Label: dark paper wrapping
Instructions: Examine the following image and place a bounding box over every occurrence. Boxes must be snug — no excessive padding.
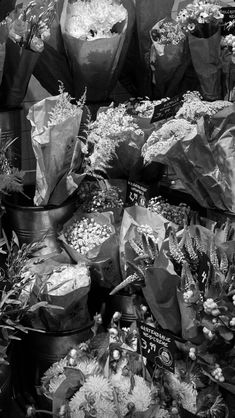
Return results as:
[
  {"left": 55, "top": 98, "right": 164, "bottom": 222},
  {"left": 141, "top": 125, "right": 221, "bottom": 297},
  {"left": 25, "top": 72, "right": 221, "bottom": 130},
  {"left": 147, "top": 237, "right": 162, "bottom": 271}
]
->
[
  {"left": 27, "top": 95, "right": 83, "bottom": 207},
  {"left": 143, "top": 118, "right": 230, "bottom": 211},
  {"left": 206, "top": 105, "right": 235, "bottom": 213},
  {"left": 119, "top": 206, "right": 168, "bottom": 279},
  {"left": 188, "top": 31, "right": 222, "bottom": 100},
  {"left": 142, "top": 256, "right": 182, "bottom": 335},
  {"left": 3, "top": 40, "right": 39, "bottom": 107},
  {"left": 60, "top": 0, "right": 128, "bottom": 102},
  {"left": 59, "top": 211, "right": 121, "bottom": 289},
  {"left": 150, "top": 19, "right": 189, "bottom": 97}
]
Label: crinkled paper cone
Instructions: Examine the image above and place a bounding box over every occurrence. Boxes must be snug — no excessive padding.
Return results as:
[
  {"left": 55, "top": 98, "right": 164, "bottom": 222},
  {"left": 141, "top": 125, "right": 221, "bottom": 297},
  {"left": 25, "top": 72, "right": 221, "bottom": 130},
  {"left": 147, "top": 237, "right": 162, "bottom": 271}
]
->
[
  {"left": 150, "top": 19, "right": 188, "bottom": 97},
  {"left": 59, "top": 211, "right": 121, "bottom": 288},
  {"left": 119, "top": 206, "right": 168, "bottom": 279},
  {"left": 3, "top": 41, "right": 39, "bottom": 107},
  {"left": 60, "top": 0, "right": 128, "bottom": 102},
  {"left": 206, "top": 105, "right": 235, "bottom": 213},
  {"left": 28, "top": 95, "right": 83, "bottom": 206},
  {"left": 188, "top": 30, "right": 222, "bottom": 100}
]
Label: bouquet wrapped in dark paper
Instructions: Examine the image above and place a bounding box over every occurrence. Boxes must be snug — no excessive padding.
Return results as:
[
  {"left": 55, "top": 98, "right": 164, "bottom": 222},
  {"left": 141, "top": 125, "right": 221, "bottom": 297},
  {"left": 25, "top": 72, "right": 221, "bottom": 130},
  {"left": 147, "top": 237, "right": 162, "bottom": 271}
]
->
[
  {"left": 142, "top": 105, "right": 235, "bottom": 212},
  {"left": 177, "top": 0, "right": 224, "bottom": 100},
  {"left": 23, "top": 255, "right": 91, "bottom": 332},
  {"left": 60, "top": 0, "right": 128, "bottom": 102},
  {"left": 0, "top": 0, "right": 58, "bottom": 107},
  {"left": 27, "top": 86, "right": 85, "bottom": 207},
  {"left": 60, "top": 210, "right": 121, "bottom": 288},
  {"left": 150, "top": 18, "right": 189, "bottom": 97}
]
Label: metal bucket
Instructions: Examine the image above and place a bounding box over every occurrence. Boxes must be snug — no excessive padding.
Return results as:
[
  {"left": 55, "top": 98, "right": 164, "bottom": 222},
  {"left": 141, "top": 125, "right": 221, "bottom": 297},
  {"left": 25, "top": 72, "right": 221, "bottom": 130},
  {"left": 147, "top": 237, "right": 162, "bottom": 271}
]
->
[
  {"left": 3, "top": 185, "right": 77, "bottom": 255},
  {"left": 12, "top": 324, "right": 93, "bottom": 408},
  {"left": 104, "top": 294, "right": 144, "bottom": 327},
  {"left": 0, "top": 363, "right": 11, "bottom": 418},
  {"left": 0, "top": 108, "right": 21, "bottom": 169}
]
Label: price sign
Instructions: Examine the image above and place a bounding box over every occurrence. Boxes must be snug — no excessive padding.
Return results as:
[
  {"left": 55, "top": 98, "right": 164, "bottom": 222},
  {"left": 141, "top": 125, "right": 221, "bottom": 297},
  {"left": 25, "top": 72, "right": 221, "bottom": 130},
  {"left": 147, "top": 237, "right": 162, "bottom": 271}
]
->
[
  {"left": 151, "top": 94, "right": 183, "bottom": 123},
  {"left": 137, "top": 321, "right": 176, "bottom": 372},
  {"left": 221, "top": 7, "right": 235, "bottom": 35},
  {"left": 126, "top": 181, "right": 150, "bottom": 207}
]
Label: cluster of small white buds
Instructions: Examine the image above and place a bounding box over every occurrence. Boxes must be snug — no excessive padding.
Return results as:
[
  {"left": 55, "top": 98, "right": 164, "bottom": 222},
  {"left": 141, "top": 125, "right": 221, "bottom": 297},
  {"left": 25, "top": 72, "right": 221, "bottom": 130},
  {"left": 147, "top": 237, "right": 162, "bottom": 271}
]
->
[
  {"left": 183, "top": 289, "right": 194, "bottom": 303},
  {"left": 223, "top": 34, "right": 235, "bottom": 56},
  {"left": 189, "top": 346, "right": 196, "bottom": 361},
  {"left": 203, "top": 326, "right": 214, "bottom": 340},
  {"left": 112, "top": 311, "right": 122, "bottom": 322},
  {"left": 230, "top": 317, "right": 235, "bottom": 327},
  {"left": 64, "top": 217, "right": 113, "bottom": 255},
  {"left": 203, "top": 298, "right": 220, "bottom": 316},
  {"left": 211, "top": 364, "right": 225, "bottom": 382},
  {"left": 232, "top": 295, "right": 235, "bottom": 306}
]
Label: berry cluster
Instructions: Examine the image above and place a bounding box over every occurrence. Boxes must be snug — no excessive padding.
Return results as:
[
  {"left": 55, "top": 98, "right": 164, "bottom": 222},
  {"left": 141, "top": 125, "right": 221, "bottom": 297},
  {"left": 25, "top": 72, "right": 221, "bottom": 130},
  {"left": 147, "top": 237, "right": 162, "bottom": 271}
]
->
[
  {"left": 203, "top": 298, "right": 220, "bottom": 316},
  {"left": 211, "top": 364, "right": 225, "bottom": 383}
]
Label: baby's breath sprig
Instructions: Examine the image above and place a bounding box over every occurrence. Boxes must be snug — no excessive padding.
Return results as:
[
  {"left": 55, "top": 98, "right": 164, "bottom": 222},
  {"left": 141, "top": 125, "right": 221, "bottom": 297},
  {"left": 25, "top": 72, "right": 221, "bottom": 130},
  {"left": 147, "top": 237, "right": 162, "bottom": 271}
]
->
[{"left": 48, "top": 82, "right": 86, "bottom": 126}]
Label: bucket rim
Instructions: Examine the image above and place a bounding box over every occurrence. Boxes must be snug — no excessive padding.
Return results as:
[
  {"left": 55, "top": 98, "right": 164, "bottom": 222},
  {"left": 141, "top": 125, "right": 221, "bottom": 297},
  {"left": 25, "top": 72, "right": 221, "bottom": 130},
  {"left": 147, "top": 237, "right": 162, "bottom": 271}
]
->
[
  {"left": 3, "top": 192, "right": 78, "bottom": 211},
  {"left": 27, "top": 321, "right": 94, "bottom": 337}
]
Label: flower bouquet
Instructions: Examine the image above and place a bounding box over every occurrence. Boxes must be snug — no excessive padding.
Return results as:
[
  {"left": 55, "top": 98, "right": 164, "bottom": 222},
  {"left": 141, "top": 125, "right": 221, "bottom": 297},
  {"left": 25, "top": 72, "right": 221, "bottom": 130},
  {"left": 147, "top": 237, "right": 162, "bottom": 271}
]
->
[
  {"left": 60, "top": 0, "right": 128, "bottom": 102},
  {"left": 176, "top": 0, "right": 224, "bottom": 100},
  {"left": 22, "top": 258, "right": 91, "bottom": 332},
  {"left": 60, "top": 210, "right": 121, "bottom": 289},
  {"left": 39, "top": 319, "right": 170, "bottom": 417},
  {"left": 0, "top": 0, "right": 58, "bottom": 108},
  {"left": 84, "top": 103, "right": 145, "bottom": 180},
  {"left": 27, "top": 84, "right": 86, "bottom": 207},
  {"left": 150, "top": 18, "right": 188, "bottom": 98},
  {"left": 141, "top": 104, "right": 235, "bottom": 212}
]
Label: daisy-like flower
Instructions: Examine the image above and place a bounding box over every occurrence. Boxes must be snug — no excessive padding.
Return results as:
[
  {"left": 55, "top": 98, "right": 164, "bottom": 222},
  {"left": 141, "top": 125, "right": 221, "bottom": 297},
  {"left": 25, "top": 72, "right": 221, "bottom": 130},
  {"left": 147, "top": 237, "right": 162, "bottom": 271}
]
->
[
  {"left": 166, "top": 372, "right": 197, "bottom": 414},
  {"left": 111, "top": 374, "right": 152, "bottom": 415},
  {"left": 75, "top": 359, "right": 101, "bottom": 376},
  {"left": 69, "top": 375, "right": 117, "bottom": 418},
  {"left": 49, "top": 373, "right": 66, "bottom": 394}
]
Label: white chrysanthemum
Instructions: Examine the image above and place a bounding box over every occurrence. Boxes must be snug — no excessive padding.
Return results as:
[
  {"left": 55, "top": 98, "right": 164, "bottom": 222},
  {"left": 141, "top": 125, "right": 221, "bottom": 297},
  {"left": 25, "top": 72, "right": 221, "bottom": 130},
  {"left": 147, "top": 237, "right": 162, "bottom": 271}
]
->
[
  {"left": 65, "top": 0, "right": 127, "bottom": 40},
  {"left": 167, "top": 372, "right": 197, "bottom": 414},
  {"left": 111, "top": 374, "right": 151, "bottom": 414},
  {"left": 75, "top": 359, "right": 100, "bottom": 376},
  {"left": 69, "top": 375, "right": 117, "bottom": 418},
  {"left": 49, "top": 373, "right": 66, "bottom": 394},
  {"left": 43, "top": 358, "right": 67, "bottom": 379},
  {"left": 129, "top": 375, "right": 152, "bottom": 412}
]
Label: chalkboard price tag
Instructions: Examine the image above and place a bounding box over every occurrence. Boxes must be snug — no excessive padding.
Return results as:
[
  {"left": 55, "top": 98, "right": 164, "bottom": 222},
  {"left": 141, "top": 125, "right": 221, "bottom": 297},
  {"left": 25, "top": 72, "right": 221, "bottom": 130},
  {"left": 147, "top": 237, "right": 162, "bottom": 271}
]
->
[
  {"left": 137, "top": 321, "right": 176, "bottom": 372},
  {"left": 221, "top": 7, "right": 235, "bottom": 35},
  {"left": 126, "top": 181, "right": 150, "bottom": 207},
  {"left": 151, "top": 95, "right": 183, "bottom": 123}
]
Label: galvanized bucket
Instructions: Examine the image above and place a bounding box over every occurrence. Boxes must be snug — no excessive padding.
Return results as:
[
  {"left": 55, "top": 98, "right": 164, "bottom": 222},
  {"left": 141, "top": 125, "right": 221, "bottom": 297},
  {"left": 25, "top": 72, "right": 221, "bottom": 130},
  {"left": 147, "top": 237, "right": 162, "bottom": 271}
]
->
[
  {"left": 0, "top": 362, "right": 11, "bottom": 418},
  {"left": 3, "top": 186, "right": 77, "bottom": 255},
  {"left": 0, "top": 108, "right": 21, "bottom": 168}
]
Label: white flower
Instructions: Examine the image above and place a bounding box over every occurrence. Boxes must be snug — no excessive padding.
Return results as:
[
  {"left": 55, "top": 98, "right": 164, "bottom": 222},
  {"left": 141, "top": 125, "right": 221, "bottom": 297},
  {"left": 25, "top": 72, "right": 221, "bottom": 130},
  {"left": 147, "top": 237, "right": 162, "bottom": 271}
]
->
[
  {"left": 65, "top": 0, "right": 127, "bottom": 40},
  {"left": 46, "top": 263, "right": 90, "bottom": 296},
  {"left": 49, "top": 373, "right": 66, "bottom": 394},
  {"left": 111, "top": 374, "right": 151, "bottom": 415},
  {"left": 69, "top": 375, "right": 117, "bottom": 418}
]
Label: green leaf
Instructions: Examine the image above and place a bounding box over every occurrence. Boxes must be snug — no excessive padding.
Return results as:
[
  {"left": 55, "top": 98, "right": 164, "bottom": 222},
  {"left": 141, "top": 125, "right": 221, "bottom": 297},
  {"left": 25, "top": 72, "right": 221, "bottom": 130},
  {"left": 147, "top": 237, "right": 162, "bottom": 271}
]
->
[{"left": 218, "top": 325, "right": 234, "bottom": 341}]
